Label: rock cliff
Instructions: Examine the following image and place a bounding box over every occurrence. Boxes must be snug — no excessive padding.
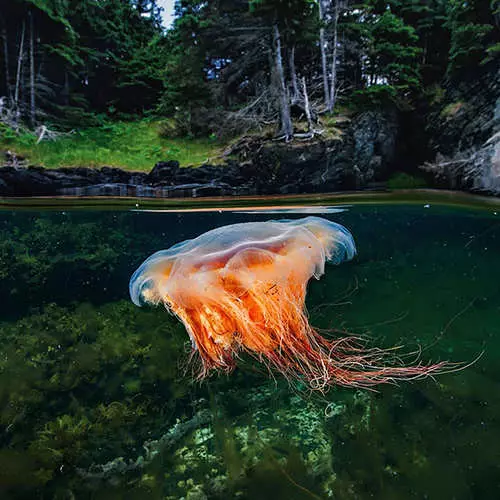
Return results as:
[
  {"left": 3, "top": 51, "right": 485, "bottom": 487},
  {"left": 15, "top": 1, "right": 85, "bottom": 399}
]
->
[{"left": 422, "top": 62, "right": 500, "bottom": 193}]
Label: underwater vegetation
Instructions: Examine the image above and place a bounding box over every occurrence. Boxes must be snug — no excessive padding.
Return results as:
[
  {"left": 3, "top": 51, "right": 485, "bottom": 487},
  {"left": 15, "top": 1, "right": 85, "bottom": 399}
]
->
[
  {"left": 0, "top": 206, "right": 499, "bottom": 499},
  {"left": 0, "top": 289, "right": 497, "bottom": 500},
  {"left": 0, "top": 212, "right": 156, "bottom": 318},
  {"left": 130, "top": 217, "right": 446, "bottom": 391},
  {"left": 0, "top": 297, "right": 349, "bottom": 499},
  {"left": 0, "top": 300, "right": 199, "bottom": 497}
]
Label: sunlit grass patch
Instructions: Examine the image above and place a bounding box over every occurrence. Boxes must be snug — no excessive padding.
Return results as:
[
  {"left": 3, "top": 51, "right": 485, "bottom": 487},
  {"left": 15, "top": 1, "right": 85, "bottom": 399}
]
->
[{"left": 0, "top": 121, "right": 224, "bottom": 171}]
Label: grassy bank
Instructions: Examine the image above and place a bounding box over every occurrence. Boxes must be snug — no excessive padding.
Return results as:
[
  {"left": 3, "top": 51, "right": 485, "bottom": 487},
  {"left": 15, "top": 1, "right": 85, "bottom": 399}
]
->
[{"left": 0, "top": 121, "right": 224, "bottom": 171}]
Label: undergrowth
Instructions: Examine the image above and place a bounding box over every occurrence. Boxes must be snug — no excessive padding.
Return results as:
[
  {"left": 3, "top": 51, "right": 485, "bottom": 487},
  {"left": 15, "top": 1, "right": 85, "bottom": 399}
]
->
[
  {"left": 387, "top": 172, "right": 428, "bottom": 189},
  {"left": 0, "top": 120, "right": 224, "bottom": 171}
]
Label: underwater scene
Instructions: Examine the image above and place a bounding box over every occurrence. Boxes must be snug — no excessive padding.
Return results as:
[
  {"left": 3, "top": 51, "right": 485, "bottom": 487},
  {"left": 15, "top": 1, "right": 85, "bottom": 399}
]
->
[{"left": 0, "top": 202, "right": 499, "bottom": 499}]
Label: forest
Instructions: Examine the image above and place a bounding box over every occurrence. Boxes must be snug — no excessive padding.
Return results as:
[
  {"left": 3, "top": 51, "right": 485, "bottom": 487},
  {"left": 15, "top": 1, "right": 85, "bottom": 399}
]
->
[{"left": 0, "top": 0, "right": 499, "bottom": 152}]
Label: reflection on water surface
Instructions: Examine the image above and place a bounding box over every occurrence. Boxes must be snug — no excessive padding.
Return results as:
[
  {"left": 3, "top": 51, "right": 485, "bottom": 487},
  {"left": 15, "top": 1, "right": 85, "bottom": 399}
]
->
[{"left": 0, "top": 201, "right": 499, "bottom": 499}]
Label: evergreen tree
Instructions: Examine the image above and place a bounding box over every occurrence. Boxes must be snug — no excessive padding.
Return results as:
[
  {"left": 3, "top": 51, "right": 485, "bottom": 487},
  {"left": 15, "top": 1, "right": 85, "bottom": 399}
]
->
[
  {"left": 1, "top": 0, "right": 498, "bottom": 134},
  {"left": 446, "top": 0, "right": 499, "bottom": 74},
  {"left": 364, "top": 2, "right": 422, "bottom": 90},
  {"left": 0, "top": 0, "right": 165, "bottom": 127}
]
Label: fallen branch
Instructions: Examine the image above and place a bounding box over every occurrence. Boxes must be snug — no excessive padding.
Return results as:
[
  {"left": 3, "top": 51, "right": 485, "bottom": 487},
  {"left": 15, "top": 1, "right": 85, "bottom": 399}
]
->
[
  {"left": 35, "top": 125, "right": 75, "bottom": 144},
  {"left": 77, "top": 410, "right": 211, "bottom": 482},
  {"left": 421, "top": 132, "right": 500, "bottom": 193}
]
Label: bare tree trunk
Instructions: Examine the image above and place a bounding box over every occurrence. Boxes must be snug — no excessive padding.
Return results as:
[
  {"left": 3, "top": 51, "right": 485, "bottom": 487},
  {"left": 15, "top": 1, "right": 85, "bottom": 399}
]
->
[
  {"left": 63, "top": 70, "right": 70, "bottom": 106},
  {"left": 422, "top": 37, "right": 427, "bottom": 66},
  {"left": 14, "top": 19, "right": 26, "bottom": 120},
  {"left": 327, "top": 0, "right": 339, "bottom": 113},
  {"left": 272, "top": 24, "right": 293, "bottom": 140},
  {"left": 1, "top": 16, "right": 11, "bottom": 104},
  {"left": 302, "top": 77, "right": 312, "bottom": 132},
  {"left": 289, "top": 45, "right": 299, "bottom": 104},
  {"left": 29, "top": 11, "right": 36, "bottom": 128},
  {"left": 318, "top": 0, "right": 330, "bottom": 110}
]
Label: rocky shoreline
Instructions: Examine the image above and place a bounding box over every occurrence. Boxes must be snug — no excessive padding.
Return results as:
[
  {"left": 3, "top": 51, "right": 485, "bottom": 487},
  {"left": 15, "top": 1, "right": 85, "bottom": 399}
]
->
[
  {"left": 0, "top": 110, "right": 399, "bottom": 198},
  {"left": 1, "top": 60, "right": 498, "bottom": 199}
]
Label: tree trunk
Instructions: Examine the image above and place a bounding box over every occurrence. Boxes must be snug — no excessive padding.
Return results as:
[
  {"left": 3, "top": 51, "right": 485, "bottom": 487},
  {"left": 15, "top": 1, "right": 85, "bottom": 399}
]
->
[
  {"left": 289, "top": 45, "right": 299, "bottom": 104},
  {"left": 302, "top": 77, "right": 312, "bottom": 132},
  {"left": 1, "top": 15, "right": 11, "bottom": 104},
  {"left": 63, "top": 70, "right": 70, "bottom": 106},
  {"left": 272, "top": 24, "right": 293, "bottom": 140},
  {"left": 319, "top": 0, "right": 330, "bottom": 110},
  {"left": 327, "top": 0, "right": 339, "bottom": 113},
  {"left": 14, "top": 19, "right": 26, "bottom": 119},
  {"left": 29, "top": 11, "right": 36, "bottom": 128}
]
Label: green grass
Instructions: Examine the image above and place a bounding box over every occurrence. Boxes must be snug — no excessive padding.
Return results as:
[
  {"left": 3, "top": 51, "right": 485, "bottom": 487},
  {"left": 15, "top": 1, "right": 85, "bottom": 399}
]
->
[
  {"left": 387, "top": 172, "right": 428, "bottom": 189},
  {"left": 0, "top": 121, "right": 224, "bottom": 171}
]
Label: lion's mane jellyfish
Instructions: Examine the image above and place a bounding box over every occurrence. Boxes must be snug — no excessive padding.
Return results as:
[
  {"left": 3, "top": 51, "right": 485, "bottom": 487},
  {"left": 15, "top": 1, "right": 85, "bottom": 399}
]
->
[{"left": 130, "top": 216, "right": 445, "bottom": 390}]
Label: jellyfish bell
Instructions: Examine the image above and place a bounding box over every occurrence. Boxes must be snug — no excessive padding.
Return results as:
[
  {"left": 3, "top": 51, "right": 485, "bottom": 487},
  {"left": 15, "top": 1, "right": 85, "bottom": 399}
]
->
[{"left": 130, "top": 216, "right": 446, "bottom": 390}]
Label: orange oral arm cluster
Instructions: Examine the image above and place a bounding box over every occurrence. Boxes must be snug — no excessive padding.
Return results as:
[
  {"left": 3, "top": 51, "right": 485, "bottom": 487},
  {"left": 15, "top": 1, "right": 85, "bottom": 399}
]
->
[{"left": 130, "top": 217, "right": 445, "bottom": 390}]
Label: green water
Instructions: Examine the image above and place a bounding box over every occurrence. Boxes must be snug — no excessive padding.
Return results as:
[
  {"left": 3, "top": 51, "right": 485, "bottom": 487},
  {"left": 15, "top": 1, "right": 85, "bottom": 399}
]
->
[{"left": 0, "top": 201, "right": 499, "bottom": 499}]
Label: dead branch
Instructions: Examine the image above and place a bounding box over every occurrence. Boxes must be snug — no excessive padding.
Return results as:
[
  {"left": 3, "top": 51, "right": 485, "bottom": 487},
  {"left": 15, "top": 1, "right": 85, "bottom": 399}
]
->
[
  {"left": 35, "top": 125, "right": 74, "bottom": 144},
  {"left": 421, "top": 132, "right": 500, "bottom": 193}
]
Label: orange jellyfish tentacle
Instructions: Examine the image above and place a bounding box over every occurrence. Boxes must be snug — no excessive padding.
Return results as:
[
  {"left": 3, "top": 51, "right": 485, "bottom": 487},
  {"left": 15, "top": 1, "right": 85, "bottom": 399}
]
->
[{"left": 130, "top": 216, "right": 447, "bottom": 391}]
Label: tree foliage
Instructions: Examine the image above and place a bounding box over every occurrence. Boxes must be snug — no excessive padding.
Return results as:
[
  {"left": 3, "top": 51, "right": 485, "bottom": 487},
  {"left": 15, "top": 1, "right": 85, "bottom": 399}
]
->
[
  {"left": 446, "top": 0, "right": 498, "bottom": 73},
  {"left": 0, "top": 0, "right": 498, "bottom": 134},
  {"left": 0, "top": 0, "right": 164, "bottom": 127}
]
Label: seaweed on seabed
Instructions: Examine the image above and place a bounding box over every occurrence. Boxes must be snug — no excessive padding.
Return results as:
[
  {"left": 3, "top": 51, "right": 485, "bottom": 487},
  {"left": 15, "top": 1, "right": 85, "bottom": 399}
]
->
[
  {"left": 209, "top": 389, "right": 244, "bottom": 485},
  {"left": 76, "top": 409, "right": 212, "bottom": 485},
  {"left": 202, "top": 386, "right": 329, "bottom": 500},
  {"left": 0, "top": 300, "right": 194, "bottom": 497},
  {"left": 227, "top": 433, "right": 324, "bottom": 500}
]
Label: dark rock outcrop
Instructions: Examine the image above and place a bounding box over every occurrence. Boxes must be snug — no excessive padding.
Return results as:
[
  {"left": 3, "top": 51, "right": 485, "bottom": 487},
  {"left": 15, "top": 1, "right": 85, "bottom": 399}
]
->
[
  {"left": 0, "top": 109, "right": 398, "bottom": 197},
  {"left": 423, "top": 62, "right": 500, "bottom": 192}
]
